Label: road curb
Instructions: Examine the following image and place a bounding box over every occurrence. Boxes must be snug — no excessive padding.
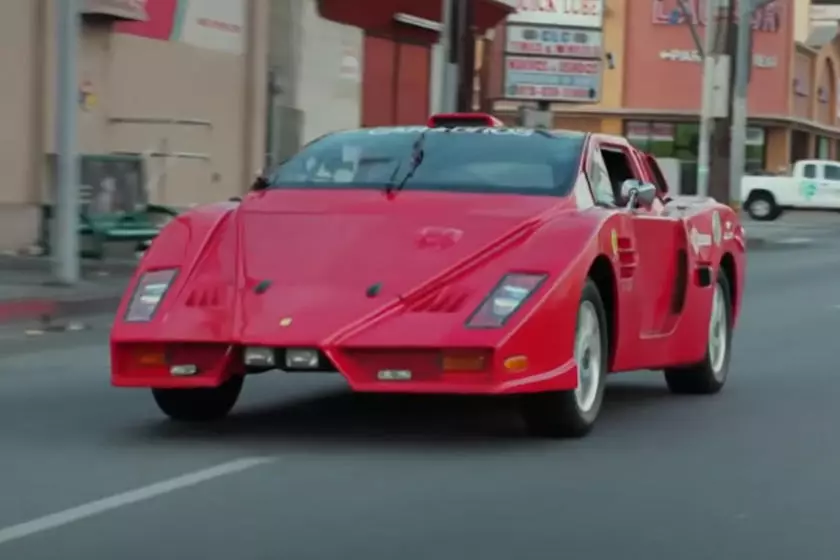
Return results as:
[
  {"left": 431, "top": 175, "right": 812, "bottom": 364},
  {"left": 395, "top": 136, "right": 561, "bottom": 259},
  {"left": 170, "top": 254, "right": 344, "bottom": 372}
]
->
[{"left": 0, "top": 295, "right": 122, "bottom": 326}]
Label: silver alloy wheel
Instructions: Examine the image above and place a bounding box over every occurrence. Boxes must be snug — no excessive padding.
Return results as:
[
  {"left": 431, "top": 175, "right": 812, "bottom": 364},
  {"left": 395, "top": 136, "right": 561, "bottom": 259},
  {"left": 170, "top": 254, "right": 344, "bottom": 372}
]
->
[
  {"left": 708, "top": 282, "right": 728, "bottom": 380},
  {"left": 750, "top": 199, "right": 771, "bottom": 217},
  {"left": 574, "top": 300, "right": 602, "bottom": 413}
]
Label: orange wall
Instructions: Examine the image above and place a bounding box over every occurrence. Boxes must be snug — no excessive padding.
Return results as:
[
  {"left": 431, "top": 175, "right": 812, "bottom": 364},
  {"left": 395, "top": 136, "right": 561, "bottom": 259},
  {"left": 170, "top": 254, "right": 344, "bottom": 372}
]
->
[{"left": 622, "top": 0, "right": 792, "bottom": 114}]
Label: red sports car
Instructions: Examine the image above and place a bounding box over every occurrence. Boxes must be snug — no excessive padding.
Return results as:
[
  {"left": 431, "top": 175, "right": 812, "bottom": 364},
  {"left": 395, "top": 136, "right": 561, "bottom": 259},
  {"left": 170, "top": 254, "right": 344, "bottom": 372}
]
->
[{"left": 111, "top": 112, "right": 746, "bottom": 438}]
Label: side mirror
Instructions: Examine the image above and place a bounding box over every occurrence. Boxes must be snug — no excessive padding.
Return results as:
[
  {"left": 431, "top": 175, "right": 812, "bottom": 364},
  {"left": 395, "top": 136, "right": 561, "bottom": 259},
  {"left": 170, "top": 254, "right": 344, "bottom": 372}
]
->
[
  {"left": 620, "top": 179, "right": 657, "bottom": 209},
  {"left": 250, "top": 173, "right": 269, "bottom": 192}
]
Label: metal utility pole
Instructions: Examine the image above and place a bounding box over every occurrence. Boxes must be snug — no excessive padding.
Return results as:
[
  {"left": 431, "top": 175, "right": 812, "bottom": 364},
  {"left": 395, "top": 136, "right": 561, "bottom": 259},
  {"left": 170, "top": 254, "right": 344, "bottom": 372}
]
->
[
  {"left": 729, "top": 0, "right": 774, "bottom": 210},
  {"left": 696, "top": 0, "right": 717, "bottom": 197},
  {"left": 438, "top": 0, "right": 459, "bottom": 113},
  {"left": 53, "top": 0, "right": 81, "bottom": 284},
  {"left": 456, "top": 0, "right": 476, "bottom": 111},
  {"left": 708, "top": 1, "right": 737, "bottom": 204}
]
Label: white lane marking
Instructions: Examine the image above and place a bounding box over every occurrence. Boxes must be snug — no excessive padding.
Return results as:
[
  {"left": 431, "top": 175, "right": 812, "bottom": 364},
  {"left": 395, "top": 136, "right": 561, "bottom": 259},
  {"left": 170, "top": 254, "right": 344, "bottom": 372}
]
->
[
  {"left": 776, "top": 237, "right": 813, "bottom": 244},
  {"left": 0, "top": 456, "right": 274, "bottom": 546}
]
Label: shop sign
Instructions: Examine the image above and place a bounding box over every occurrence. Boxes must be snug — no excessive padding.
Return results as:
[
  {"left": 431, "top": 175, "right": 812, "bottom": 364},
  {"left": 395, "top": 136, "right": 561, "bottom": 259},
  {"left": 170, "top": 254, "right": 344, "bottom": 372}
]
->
[
  {"left": 659, "top": 49, "right": 777, "bottom": 68},
  {"left": 506, "top": 26, "right": 602, "bottom": 58},
  {"left": 504, "top": 56, "right": 601, "bottom": 102},
  {"left": 82, "top": 0, "right": 148, "bottom": 21},
  {"left": 651, "top": 0, "right": 781, "bottom": 33},
  {"left": 507, "top": 0, "right": 603, "bottom": 29}
]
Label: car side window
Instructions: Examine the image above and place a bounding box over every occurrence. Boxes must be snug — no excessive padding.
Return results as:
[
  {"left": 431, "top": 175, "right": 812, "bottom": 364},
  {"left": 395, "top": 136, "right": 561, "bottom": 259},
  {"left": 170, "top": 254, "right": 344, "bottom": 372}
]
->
[
  {"left": 587, "top": 149, "right": 616, "bottom": 206},
  {"left": 824, "top": 164, "right": 840, "bottom": 180},
  {"left": 803, "top": 164, "right": 817, "bottom": 179}
]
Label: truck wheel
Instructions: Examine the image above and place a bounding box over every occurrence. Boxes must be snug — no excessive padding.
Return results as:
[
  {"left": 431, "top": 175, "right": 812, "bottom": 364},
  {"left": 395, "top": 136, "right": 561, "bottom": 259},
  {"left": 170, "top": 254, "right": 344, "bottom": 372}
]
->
[
  {"left": 745, "top": 191, "right": 781, "bottom": 221},
  {"left": 152, "top": 375, "right": 244, "bottom": 422},
  {"left": 520, "top": 279, "right": 608, "bottom": 438},
  {"left": 664, "top": 272, "right": 732, "bottom": 395}
]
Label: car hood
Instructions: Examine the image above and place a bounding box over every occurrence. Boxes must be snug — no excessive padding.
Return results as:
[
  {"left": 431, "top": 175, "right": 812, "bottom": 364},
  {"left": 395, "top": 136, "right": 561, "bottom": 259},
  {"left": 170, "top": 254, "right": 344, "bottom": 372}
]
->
[{"left": 232, "top": 189, "right": 564, "bottom": 343}]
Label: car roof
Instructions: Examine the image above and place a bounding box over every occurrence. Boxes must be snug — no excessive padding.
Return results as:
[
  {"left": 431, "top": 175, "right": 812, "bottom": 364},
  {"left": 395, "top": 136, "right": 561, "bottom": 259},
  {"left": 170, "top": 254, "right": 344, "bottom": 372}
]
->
[{"left": 345, "top": 126, "right": 588, "bottom": 140}]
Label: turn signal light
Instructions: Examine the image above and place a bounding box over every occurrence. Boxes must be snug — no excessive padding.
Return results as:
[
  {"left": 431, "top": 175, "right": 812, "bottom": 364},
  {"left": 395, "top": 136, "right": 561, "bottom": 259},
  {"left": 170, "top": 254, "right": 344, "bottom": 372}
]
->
[
  {"left": 442, "top": 351, "right": 488, "bottom": 372},
  {"left": 503, "top": 355, "right": 529, "bottom": 373},
  {"left": 135, "top": 349, "right": 166, "bottom": 367}
]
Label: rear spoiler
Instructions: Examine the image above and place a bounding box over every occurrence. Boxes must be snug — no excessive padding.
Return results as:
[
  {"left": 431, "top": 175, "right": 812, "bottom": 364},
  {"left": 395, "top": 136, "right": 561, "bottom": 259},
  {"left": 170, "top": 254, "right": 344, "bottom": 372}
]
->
[{"left": 427, "top": 112, "right": 504, "bottom": 128}]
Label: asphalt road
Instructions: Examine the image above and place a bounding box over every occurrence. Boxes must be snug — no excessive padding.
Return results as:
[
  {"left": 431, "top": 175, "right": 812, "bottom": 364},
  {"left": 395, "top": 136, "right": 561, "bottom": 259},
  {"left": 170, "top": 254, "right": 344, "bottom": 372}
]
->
[{"left": 2, "top": 236, "right": 840, "bottom": 559}]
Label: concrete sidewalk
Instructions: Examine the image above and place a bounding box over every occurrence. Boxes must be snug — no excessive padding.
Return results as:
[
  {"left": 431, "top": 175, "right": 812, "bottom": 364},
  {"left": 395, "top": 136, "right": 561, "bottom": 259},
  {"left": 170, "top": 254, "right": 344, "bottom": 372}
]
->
[{"left": 0, "top": 256, "right": 135, "bottom": 325}]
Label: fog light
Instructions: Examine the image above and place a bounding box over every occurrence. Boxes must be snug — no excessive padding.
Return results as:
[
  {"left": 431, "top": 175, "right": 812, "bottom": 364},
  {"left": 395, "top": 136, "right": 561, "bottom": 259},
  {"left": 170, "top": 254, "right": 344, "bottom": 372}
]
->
[
  {"left": 170, "top": 364, "right": 198, "bottom": 376},
  {"left": 244, "top": 347, "right": 275, "bottom": 367},
  {"left": 285, "top": 348, "right": 319, "bottom": 369}
]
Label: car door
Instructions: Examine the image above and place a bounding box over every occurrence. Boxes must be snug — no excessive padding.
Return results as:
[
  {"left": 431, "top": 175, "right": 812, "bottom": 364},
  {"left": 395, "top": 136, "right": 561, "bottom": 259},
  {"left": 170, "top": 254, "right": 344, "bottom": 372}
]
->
[
  {"left": 814, "top": 163, "right": 840, "bottom": 208},
  {"left": 597, "top": 142, "right": 683, "bottom": 340}
]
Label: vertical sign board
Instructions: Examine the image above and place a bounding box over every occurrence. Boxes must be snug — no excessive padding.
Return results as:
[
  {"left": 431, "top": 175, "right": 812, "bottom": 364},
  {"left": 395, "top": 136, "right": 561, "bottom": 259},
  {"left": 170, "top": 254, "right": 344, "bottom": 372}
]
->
[
  {"left": 503, "top": 1, "right": 604, "bottom": 105},
  {"left": 504, "top": 57, "right": 602, "bottom": 102},
  {"left": 507, "top": 0, "right": 604, "bottom": 29},
  {"left": 505, "top": 26, "right": 603, "bottom": 58}
]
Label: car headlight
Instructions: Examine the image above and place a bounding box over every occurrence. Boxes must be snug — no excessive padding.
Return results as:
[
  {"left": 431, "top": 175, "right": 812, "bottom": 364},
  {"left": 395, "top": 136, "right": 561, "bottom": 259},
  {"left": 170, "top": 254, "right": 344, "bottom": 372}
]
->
[
  {"left": 466, "top": 273, "right": 547, "bottom": 328},
  {"left": 125, "top": 269, "right": 178, "bottom": 322}
]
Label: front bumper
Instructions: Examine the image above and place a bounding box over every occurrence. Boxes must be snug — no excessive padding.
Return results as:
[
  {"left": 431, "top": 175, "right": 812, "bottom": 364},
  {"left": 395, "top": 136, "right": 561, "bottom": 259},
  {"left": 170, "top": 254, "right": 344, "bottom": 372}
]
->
[{"left": 111, "top": 342, "right": 578, "bottom": 395}]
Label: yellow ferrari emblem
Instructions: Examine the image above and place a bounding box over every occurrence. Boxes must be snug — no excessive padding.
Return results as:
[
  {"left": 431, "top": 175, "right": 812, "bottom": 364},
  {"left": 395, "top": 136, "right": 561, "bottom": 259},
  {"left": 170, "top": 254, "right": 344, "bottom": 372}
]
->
[
  {"left": 279, "top": 317, "right": 293, "bottom": 327},
  {"left": 610, "top": 229, "right": 619, "bottom": 257}
]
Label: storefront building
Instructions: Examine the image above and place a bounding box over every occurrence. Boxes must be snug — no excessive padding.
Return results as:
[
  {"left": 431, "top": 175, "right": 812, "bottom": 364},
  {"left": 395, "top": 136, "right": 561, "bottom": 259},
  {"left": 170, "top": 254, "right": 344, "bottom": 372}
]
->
[
  {"left": 0, "top": 0, "right": 269, "bottom": 252},
  {"left": 482, "top": 0, "right": 840, "bottom": 194}
]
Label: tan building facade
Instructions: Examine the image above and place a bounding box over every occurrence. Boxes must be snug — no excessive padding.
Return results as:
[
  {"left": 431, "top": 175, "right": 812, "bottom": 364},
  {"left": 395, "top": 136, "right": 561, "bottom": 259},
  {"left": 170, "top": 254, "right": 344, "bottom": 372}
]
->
[{"left": 0, "top": 0, "right": 269, "bottom": 251}]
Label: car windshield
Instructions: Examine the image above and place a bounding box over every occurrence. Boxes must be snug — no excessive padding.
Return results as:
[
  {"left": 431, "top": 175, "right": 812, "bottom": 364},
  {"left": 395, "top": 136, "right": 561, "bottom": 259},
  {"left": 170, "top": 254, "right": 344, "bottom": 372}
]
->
[{"left": 267, "top": 126, "right": 585, "bottom": 197}]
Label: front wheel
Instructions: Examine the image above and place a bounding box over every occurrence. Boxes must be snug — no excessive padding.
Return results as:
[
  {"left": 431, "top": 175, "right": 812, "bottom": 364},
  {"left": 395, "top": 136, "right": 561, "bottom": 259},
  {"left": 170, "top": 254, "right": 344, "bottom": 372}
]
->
[
  {"left": 152, "top": 375, "right": 244, "bottom": 422},
  {"left": 664, "top": 272, "right": 732, "bottom": 394},
  {"left": 520, "top": 279, "right": 608, "bottom": 438}
]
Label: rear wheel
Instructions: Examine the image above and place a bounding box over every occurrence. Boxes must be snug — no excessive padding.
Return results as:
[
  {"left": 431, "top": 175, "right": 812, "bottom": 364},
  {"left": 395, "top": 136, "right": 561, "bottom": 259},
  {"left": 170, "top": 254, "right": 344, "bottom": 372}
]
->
[
  {"left": 521, "top": 279, "right": 608, "bottom": 438},
  {"left": 664, "top": 272, "right": 732, "bottom": 394},
  {"left": 745, "top": 191, "right": 781, "bottom": 221},
  {"left": 152, "top": 375, "right": 244, "bottom": 422}
]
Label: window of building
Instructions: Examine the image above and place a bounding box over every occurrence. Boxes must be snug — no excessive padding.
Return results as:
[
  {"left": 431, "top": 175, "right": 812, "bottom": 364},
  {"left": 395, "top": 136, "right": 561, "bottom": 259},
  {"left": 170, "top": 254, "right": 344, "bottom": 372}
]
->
[
  {"left": 624, "top": 120, "right": 766, "bottom": 194},
  {"left": 816, "top": 136, "right": 831, "bottom": 159}
]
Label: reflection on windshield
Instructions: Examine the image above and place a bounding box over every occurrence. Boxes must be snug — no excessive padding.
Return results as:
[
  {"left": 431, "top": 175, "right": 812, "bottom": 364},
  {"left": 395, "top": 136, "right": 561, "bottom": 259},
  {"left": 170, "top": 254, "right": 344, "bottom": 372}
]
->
[{"left": 268, "top": 127, "right": 585, "bottom": 197}]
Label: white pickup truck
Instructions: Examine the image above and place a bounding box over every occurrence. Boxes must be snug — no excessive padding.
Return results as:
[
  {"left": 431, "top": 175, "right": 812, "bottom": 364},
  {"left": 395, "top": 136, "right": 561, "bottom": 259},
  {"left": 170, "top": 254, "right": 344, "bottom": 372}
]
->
[{"left": 742, "top": 159, "right": 840, "bottom": 220}]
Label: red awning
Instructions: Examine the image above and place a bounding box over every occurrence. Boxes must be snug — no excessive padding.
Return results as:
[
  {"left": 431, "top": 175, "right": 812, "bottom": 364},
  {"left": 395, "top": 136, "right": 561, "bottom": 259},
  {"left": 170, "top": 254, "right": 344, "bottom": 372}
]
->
[{"left": 318, "top": 0, "right": 516, "bottom": 37}]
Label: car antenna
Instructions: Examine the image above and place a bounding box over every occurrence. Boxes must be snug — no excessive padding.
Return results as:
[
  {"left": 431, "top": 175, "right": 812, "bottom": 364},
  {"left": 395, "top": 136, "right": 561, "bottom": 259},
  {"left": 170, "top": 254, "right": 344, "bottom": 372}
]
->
[{"left": 384, "top": 128, "right": 432, "bottom": 197}]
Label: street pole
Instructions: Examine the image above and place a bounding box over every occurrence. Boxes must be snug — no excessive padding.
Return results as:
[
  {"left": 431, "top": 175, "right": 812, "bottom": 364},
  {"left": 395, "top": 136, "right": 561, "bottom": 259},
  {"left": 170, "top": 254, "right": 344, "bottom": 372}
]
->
[
  {"left": 438, "top": 0, "right": 458, "bottom": 113},
  {"left": 53, "top": 0, "right": 81, "bottom": 284},
  {"left": 696, "top": 0, "right": 717, "bottom": 197},
  {"left": 729, "top": 0, "right": 773, "bottom": 210},
  {"left": 456, "top": 0, "right": 476, "bottom": 111}
]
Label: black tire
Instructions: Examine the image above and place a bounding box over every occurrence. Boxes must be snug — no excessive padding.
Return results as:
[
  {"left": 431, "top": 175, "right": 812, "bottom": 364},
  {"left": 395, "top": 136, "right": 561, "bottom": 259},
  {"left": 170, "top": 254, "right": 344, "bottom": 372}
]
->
[
  {"left": 520, "top": 278, "right": 608, "bottom": 438},
  {"left": 664, "top": 271, "right": 732, "bottom": 395},
  {"left": 745, "top": 191, "right": 781, "bottom": 221},
  {"left": 152, "top": 375, "right": 244, "bottom": 422}
]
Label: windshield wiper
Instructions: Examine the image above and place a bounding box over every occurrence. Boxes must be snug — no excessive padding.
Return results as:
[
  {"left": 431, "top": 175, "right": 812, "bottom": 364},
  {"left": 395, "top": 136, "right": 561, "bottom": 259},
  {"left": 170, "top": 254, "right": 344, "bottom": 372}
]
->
[{"left": 384, "top": 128, "right": 429, "bottom": 196}]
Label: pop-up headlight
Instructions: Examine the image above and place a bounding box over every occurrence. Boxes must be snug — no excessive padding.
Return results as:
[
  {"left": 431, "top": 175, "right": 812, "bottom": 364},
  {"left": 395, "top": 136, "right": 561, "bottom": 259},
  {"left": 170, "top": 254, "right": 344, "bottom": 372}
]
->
[
  {"left": 125, "top": 269, "right": 178, "bottom": 322},
  {"left": 466, "top": 273, "right": 547, "bottom": 328}
]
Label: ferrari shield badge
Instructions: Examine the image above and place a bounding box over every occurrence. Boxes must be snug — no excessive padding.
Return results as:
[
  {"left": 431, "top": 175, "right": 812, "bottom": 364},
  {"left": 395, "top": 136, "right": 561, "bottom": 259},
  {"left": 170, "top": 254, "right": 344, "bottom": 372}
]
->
[
  {"left": 711, "top": 211, "right": 722, "bottom": 246},
  {"left": 279, "top": 317, "right": 293, "bottom": 327},
  {"left": 610, "top": 229, "right": 619, "bottom": 258}
]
